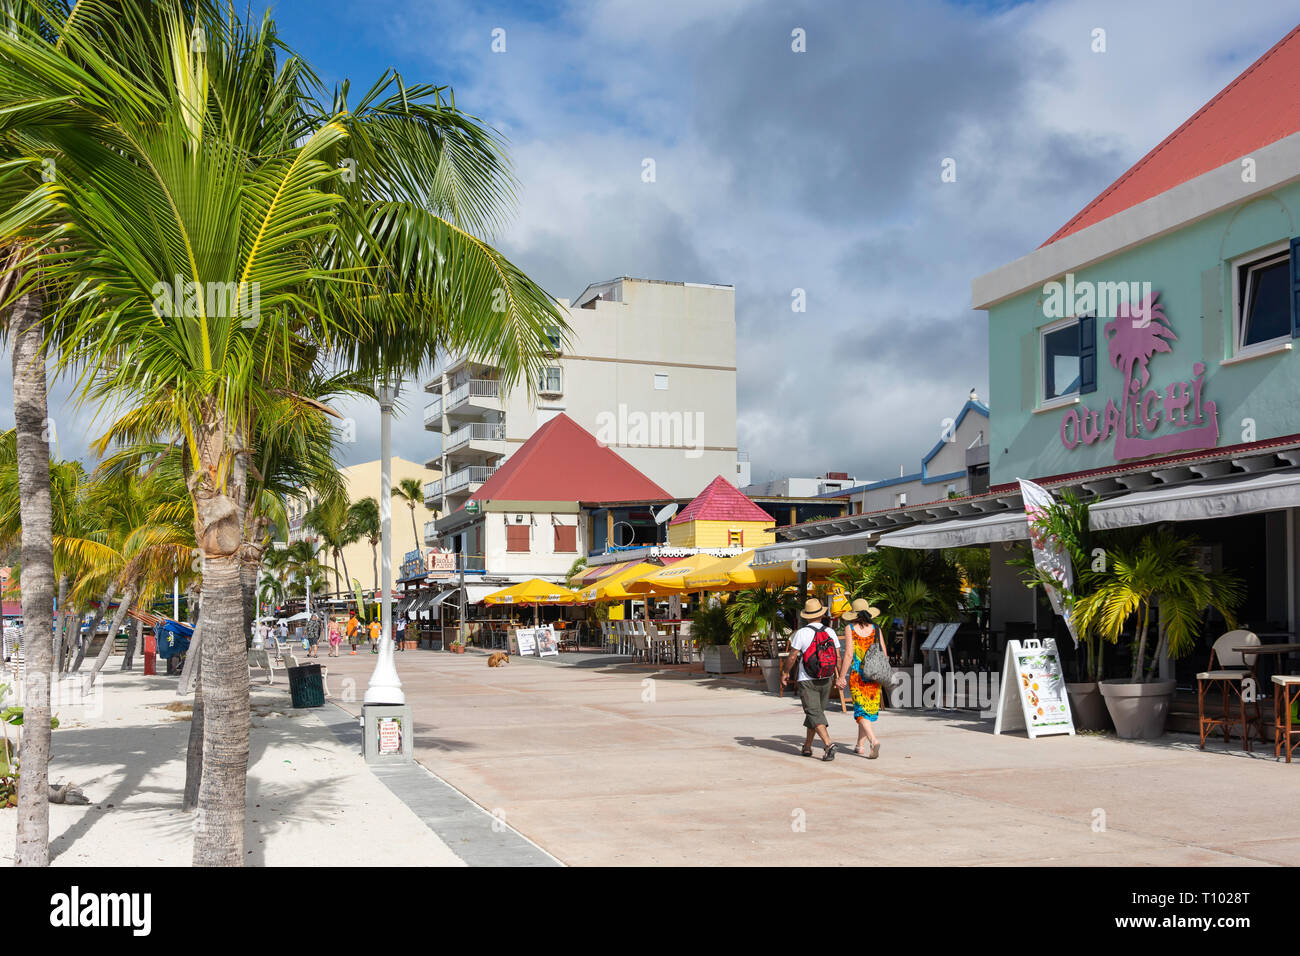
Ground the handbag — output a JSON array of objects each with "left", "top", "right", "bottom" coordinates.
[{"left": 857, "top": 625, "right": 893, "bottom": 684}]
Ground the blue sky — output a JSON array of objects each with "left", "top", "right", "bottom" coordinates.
[{"left": 9, "top": 0, "right": 1300, "bottom": 488}]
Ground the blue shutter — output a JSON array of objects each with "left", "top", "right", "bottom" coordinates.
[
  {"left": 1291, "top": 236, "right": 1300, "bottom": 338},
  {"left": 1078, "top": 313, "right": 1097, "bottom": 394}
]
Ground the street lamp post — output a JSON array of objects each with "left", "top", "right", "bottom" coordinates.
[{"left": 365, "top": 379, "right": 405, "bottom": 705}]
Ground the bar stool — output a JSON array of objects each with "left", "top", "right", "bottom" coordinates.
[
  {"left": 1197, "top": 630, "right": 1260, "bottom": 751},
  {"left": 1272, "top": 675, "right": 1300, "bottom": 762}
]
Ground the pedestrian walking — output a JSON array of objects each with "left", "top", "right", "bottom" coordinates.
[
  {"left": 836, "top": 598, "right": 885, "bottom": 759},
  {"left": 346, "top": 611, "right": 360, "bottom": 655},
  {"left": 368, "top": 617, "right": 381, "bottom": 653},
  {"left": 306, "top": 610, "right": 322, "bottom": 658},
  {"left": 784, "top": 597, "right": 842, "bottom": 760},
  {"left": 328, "top": 619, "right": 342, "bottom": 657}
]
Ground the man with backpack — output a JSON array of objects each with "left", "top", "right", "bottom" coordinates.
[{"left": 785, "top": 597, "right": 842, "bottom": 760}]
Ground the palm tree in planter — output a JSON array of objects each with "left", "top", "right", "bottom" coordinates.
[
  {"left": 727, "top": 586, "right": 800, "bottom": 692},
  {"left": 834, "top": 549, "right": 962, "bottom": 666},
  {"left": 692, "top": 597, "right": 738, "bottom": 674},
  {"left": 1071, "top": 528, "right": 1242, "bottom": 739}
]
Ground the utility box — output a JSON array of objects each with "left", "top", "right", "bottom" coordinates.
[{"left": 362, "top": 703, "right": 414, "bottom": 764}]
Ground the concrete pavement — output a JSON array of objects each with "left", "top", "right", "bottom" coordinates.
[{"left": 326, "top": 647, "right": 1300, "bottom": 866}]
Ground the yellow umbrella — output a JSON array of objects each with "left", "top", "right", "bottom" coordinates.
[
  {"left": 751, "top": 557, "right": 840, "bottom": 588},
  {"left": 581, "top": 562, "right": 663, "bottom": 603},
  {"left": 623, "top": 555, "right": 724, "bottom": 596},
  {"left": 682, "top": 551, "right": 757, "bottom": 592},
  {"left": 482, "top": 578, "right": 577, "bottom": 605}
]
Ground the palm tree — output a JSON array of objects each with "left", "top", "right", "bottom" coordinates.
[
  {"left": 391, "top": 478, "right": 426, "bottom": 558},
  {"left": 726, "top": 586, "right": 799, "bottom": 660},
  {"left": 1072, "top": 529, "right": 1243, "bottom": 681},
  {"left": 304, "top": 490, "right": 358, "bottom": 599},
  {"left": 348, "top": 496, "right": 381, "bottom": 592},
  {"left": 0, "top": 0, "right": 568, "bottom": 866},
  {"left": 833, "top": 549, "right": 963, "bottom": 664}
]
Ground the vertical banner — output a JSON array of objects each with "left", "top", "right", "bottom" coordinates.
[{"left": 1017, "top": 478, "right": 1081, "bottom": 647}]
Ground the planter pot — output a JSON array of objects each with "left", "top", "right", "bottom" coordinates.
[
  {"left": 702, "top": 645, "right": 742, "bottom": 675},
  {"left": 1099, "top": 678, "right": 1177, "bottom": 739},
  {"left": 758, "top": 658, "right": 782, "bottom": 694},
  {"left": 1066, "top": 681, "right": 1111, "bottom": 731}
]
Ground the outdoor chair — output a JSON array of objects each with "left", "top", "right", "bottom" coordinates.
[
  {"left": 630, "top": 623, "right": 649, "bottom": 663},
  {"left": 247, "top": 648, "right": 276, "bottom": 685},
  {"left": 1272, "top": 675, "right": 1300, "bottom": 762},
  {"left": 1197, "top": 629, "right": 1261, "bottom": 751}
]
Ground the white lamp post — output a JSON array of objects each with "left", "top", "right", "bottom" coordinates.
[{"left": 365, "top": 378, "right": 405, "bottom": 705}]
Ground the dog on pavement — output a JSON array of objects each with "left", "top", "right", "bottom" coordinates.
[{"left": 487, "top": 652, "right": 510, "bottom": 667}]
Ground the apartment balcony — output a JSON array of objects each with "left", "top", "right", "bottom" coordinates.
[
  {"left": 444, "top": 378, "right": 501, "bottom": 420},
  {"left": 444, "top": 420, "right": 506, "bottom": 458},
  {"left": 444, "top": 464, "right": 497, "bottom": 495},
  {"left": 423, "top": 520, "right": 439, "bottom": 545},
  {"left": 423, "top": 397, "right": 442, "bottom": 429},
  {"left": 424, "top": 479, "right": 442, "bottom": 507}
]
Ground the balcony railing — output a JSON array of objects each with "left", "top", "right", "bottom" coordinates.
[
  {"left": 423, "top": 520, "right": 439, "bottom": 542},
  {"left": 445, "top": 378, "right": 500, "bottom": 413},
  {"left": 444, "top": 464, "right": 497, "bottom": 494},
  {"left": 423, "top": 398, "right": 442, "bottom": 425},
  {"left": 445, "top": 421, "right": 505, "bottom": 453},
  {"left": 424, "top": 479, "right": 441, "bottom": 500}
]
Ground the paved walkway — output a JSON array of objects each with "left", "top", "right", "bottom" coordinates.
[{"left": 326, "top": 648, "right": 1300, "bottom": 866}]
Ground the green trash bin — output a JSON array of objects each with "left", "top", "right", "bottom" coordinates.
[{"left": 287, "top": 664, "right": 324, "bottom": 708}]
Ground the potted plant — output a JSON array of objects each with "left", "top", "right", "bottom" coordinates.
[
  {"left": 727, "top": 586, "right": 798, "bottom": 693},
  {"left": 1074, "top": 529, "right": 1242, "bottom": 739},
  {"left": 1014, "top": 492, "right": 1115, "bottom": 731},
  {"left": 693, "top": 600, "right": 740, "bottom": 674}
]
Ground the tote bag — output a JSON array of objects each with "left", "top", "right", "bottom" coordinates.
[{"left": 857, "top": 625, "right": 893, "bottom": 685}]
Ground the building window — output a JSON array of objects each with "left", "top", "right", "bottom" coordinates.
[
  {"left": 895, "top": 492, "right": 907, "bottom": 507},
  {"left": 1041, "top": 316, "right": 1080, "bottom": 403},
  {"left": 538, "top": 366, "right": 562, "bottom": 394},
  {"left": 1234, "top": 245, "right": 1291, "bottom": 352},
  {"left": 506, "top": 524, "right": 530, "bottom": 552},
  {"left": 554, "top": 525, "right": 577, "bottom": 552},
  {"left": 654, "top": 372, "right": 668, "bottom": 390},
  {"left": 543, "top": 326, "right": 562, "bottom": 352},
  {"left": 727, "top": 529, "right": 743, "bottom": 547}
]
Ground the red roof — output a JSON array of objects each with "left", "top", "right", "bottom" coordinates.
[
  {"left": 469, "top": 414, "right": 668, "bottom": 504},
  {"left": 1044, "top": 23, "right": 1300, "bottom": 246},
  {"left": 670, "top": 475, "right": 772, "bottom": 525}
]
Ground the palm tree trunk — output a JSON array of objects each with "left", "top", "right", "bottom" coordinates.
[
  {"left": 409, "top": 502, "right": 419, "bottom": 555},
  {"left": 11, "top": 287, "right": 54, "bottom": 867},
  {"left": 84, "top": 584, "right": 136, "bottom": 691},
  {"left": 72, "top": 584, "right": 116, "bottom": 673},
  {"left": 1133, "top": 603, "right": 1151, "bottom": 681},
  {"left": 339, "top": 547, "right": 353, "bottom": 599},
  {"left": 121, "top": 617, "right": 141, "bottom": 670},
  {"left": 180, "top": 592, "right": 204, "bottom": 810},
  {"left": 371, "top": 540, "right": 379, "bottom": 593}
]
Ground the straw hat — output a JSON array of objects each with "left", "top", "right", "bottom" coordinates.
[
  {"left": 799, "top": 597, "right": 827, "bottom": 620},
  {"left": 850, "top": 598, "right": 882, "bottom": 619}
]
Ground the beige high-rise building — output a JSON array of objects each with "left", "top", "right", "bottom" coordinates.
[
  {"left": 421, "top": 277, "right": 746, "bottom": 536},
  {"left": 286, "top": 456, "right": 439, "bottom": 595}
]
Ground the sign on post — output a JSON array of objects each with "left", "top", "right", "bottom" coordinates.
[{"left": 994, "top": 639, "right": 1075, "bottom": 738}]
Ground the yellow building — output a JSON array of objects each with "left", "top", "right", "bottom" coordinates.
[
  {"left": 286, "top": 456, "right": 439, "bottom": 595},
  {"left": 666, "top": 475, "right": 776, "bottom": 549}
]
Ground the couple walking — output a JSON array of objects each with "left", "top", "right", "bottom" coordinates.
[{"left": 784, "top": 596, "right": 885, "bottom": 761}]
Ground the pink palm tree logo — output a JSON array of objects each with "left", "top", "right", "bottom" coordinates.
[{"left": 1103, "top": 290, "right": 1175, "bottom": 394}]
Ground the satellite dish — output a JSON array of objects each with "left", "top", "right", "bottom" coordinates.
[{"left": 653, "top": 503, "right": 678, "bottom": 524}]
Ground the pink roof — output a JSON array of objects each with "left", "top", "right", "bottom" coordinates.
[
  {"left": 670, "top": 475, "right": 772, "bottom": 525},
  {"left": 470, "top": 414, "right": 669, "bottom": 504},
  {"left": 1044, "top": 24, "right": 1300, "bottom": 246}
]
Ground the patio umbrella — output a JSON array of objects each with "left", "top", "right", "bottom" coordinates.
[
  {"left": 683, "top": 551, "right": 841, "bottom": 592},
  {"left": 624, "top": 555, "right": 722, "bottom": 596},
  {"left": 580, "top": 562, "right": 663, "bottom": 603},
  {"left": 483, "top": 578, "right": 577, "bottom": 625}
]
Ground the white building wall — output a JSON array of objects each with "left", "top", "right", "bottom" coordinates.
[{"left": 482, "top": 511, "right": 586, "bottom": 581}]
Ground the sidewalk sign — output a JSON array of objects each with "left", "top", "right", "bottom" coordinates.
[
  {"left": 514, "top": 628, "right": 538, "bottom": 656},
  {"left": 536, "top": 625, "right": 558, "bottom": 658},
  {"left": 994, "top": 638, "right": 1075, "bottom": 738}
]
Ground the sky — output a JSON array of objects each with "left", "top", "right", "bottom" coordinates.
[{"left": 6, "top": 0, "right": 1300, "bottom": 488}]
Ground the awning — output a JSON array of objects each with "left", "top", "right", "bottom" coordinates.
[
  {"left": 874, "top": 511, "right": 1028, "bottom": 549},
  {"left": 754, "top": 530, "right": 877, "bottom": 564},
  {"left": 464, "top": 583, "right": 503, "bottom": 604},
  {"left": 1090, "top": 469, "right": 1300, "bottom": 528}
]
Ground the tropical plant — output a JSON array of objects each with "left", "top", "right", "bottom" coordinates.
[
  {"left": 1072, "top": 529, "right": 1243, "bottom": 682},
  {"left": 0, "top": 0, "right": 568, "bottom": 866},
  {"left": 726, "top": 586, "right": 799, "bottom": 660},
  {"left": 348, "top": 496, "right": 381, "bottom": 592},
  {"left": 391, "top": 477, "right": 426, "bottom": 556},
  {"left": 689, "top": 598, "right": 733, "bottom": 648},
  {"left": 304, "top": 489, "right": 359, "bottom": 598},
  {"left": 832, "top": 549, "right": 962, "bottom": 664}
]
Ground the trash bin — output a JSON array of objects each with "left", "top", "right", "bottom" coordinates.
[{"left": 287, "top": 664, "right": 325, "bottom": 708}]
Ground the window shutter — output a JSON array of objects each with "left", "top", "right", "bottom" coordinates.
[
  {"left": 506, "top": 524, "right": 530, "bottom": 552},
  {"left": 554, "top": 525, "right": 577, "bottom": 552},
  {"left": 1077, "top": 314, "right": 1097, "bottom": 394},
  {"left": 1020, "top": 330, "right": 1037, "bottom": 410},
  {"left": 1291, "top": 237, "right": 1300, "bottom": 338},
  {"left": 1201, "top": 266, "right": 1224, "bottom": 359}
]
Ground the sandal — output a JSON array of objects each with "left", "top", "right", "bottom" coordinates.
[
  {"left": 800, "top": 747, "right": 814, "bottom": 757},
  {"left": 868, "top": 742, "right": 880, "bottom": 760},
  {"left": 822, "top": 743, "right": 837, "bottom": 762}
]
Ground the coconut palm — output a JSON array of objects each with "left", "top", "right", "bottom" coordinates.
[
  {"left": 348, "top": 496, "right": 381, "bottom": 592},
  {"left": 391, "top": 477, "right": 426, "bottom": 557},
  {"left": 1072, "top": 529, "right": 1243, "bottom": 681},
  {"left": 0, "top": 0, "right": 568, "bottom": 866},
  {"left": 304, "top": 490, "right": 358, "bottom": 598}
]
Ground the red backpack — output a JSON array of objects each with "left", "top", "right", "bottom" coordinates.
[{"left": 800, "top": 624, "right": 838, "bottom": 679}]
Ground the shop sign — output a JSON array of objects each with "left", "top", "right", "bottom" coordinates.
[
  {"left": 1059, "top": 292, "right": 1219, "bottom": 461},
  {"left": 426, "top": 549, "right": 456, "bottom": 577}
]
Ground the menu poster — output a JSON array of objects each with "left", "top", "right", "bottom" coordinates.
[
  {"left": 994, "top": 639, "right": 1075, "bottom": 738},
  {"left": 515, "top": 629, "right": 538, "bottom": 656},
  {"left": 536, "top": 625, "right": 559, "bottom": 658}
]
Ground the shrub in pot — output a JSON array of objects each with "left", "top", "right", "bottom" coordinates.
[
  {"left": 1074, "top": 529, "right": 1242, "bottom": 739},
  {"left": 726, "top": 586, "right": 798, "bottom": 692},
  {"left": 692, "top": 600, "right": 740, "bottom": 674}
]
